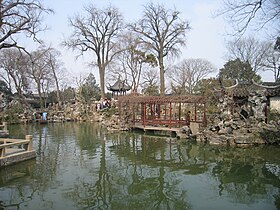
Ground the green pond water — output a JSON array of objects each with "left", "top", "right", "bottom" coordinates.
[{"left": 0, "top": 122, "right": 280, "bottom": 210}]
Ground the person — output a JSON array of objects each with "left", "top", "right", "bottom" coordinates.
[
  {"left": 42, "top": 112, "right": 47, "bottom": 121},
  {"left": 186, "top": 111, "right": 191, "bottom": 125},
  {"left": 33, "top": 112, "right": 37, "bottom": 120}
]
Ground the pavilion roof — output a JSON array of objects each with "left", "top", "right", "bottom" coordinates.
[{"left": 108, "top": 79, "right": 131, "bottom": 92}]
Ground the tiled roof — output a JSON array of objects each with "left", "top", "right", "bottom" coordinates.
[
  {"left": 108, "top": 79, "right": 131, "bottom": 91},
  {"left": 225, "top": 81, "right": 280, "bottom": 97}
]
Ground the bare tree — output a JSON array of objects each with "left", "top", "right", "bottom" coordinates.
[
  {"left": 45, "top": 48, "right": 66, "bottom": 104},
  {"left": 0, "top": 0, "right": 53, "bottom": 50},
  {"left": 226, "top": 37, "right": 272, "bottom": 73},
  {"left": 63, "top": 5, "right": 123, "bottom": 99},
  {"left": 111, "top": 32, "right": 157, "bottom": 93},
  {"left": 218, "top": 0, "right": 280, "bottom": 37},
  {"left": 170, "top": 58, "right": 216, "bottom": 94},
  {"left": 262, "top": 41, "right": 280, "bottom": 82},
  {"left": 26, "top": 46, "right": 53, "bottom": 108},
  {"left": 140, "top": 67, "right": 159, "bottom": 95},
  {"left": 130, "top": 3, "right": 190, "bottom": 96},
  {"left": 0, "top": 48, "right": 29, "bottom": 98}
]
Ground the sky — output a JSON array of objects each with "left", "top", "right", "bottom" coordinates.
[{"left": 30, "top": 0, "right": 273, "bottom": 84}]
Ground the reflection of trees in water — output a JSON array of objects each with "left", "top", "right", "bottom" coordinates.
[
  {"left": 0, "top": 160, "right": 36, "bottom": 209},
  {"left": 64, "top": 133, "right": 192, "bottom": 209},
  {"left": 1, "top": 124, "right": 280, "bottom": 209},
  {"left": 212, "top": 146, "right": 280, "bottom": 205},
  {"left": 0, "top": 123, "right": 74, "bottom": 209}
]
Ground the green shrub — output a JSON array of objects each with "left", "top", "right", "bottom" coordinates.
[
  {"left": 0, "top": 103, "right": 24, "bottom": 124},
  {"left": 268, "top": 109, "right": 280, "bottom": 122}
]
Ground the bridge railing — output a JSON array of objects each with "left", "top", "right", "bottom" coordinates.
[
  {"left": 0, "top": 122, "right": 8, "bottom": 131},
  {"left": 0, "top": 135, "right": 33, "bottom": 158}
]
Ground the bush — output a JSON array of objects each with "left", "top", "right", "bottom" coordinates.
[
  {"left": 268, "top": 109, "right": 280, "bottom": 122},
  {"left": 0, "top": 102, "right": 25, "bottom": 124}
]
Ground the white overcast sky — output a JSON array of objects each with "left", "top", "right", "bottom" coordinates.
[{"left": 30, "top": 0, "right": 273, "bottom": 83}]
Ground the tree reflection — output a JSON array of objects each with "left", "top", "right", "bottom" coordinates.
[
  {"left": 212, "top": 147, "right": 280, "bottom": 205},
  {"left": 1, "top": 124, "right": 280, "bottom": 209},
  {"left": 64, "top": 133, "right": 192, "bottom": 209},
  {"left": 0, "top": 123, "right": 67, "bottom": 209}
]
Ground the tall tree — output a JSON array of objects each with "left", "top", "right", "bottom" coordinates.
[
  {"left": 170, "top": 58, "right": 216, "bottom": 94},
  {"left": 112, "top": 32, "right": 157, "bottom": 93},
  {"left": 26, "top": 46, "right": 52, "bottom": 108},
  {"left": 0, "top": 48, "right": 29, "bottom": 99},
  {"left": 63, "top": 5, "right": 123, "bottom": 99},
  {"left": 219, "top": 58, "right": 261, "bottom": 82},
  {"left": 262, "top": 37, "right": 280, "bottom": 82},
  {"left": 0, "top": 0, "right": 52, "bottom": 50},
  {"left": 219, "top": 0, "right": 280, "bottom": 37},
  {"left": 226, "top": 37, "right": 271, "bottom": 73},
  {"left": 45, "top": 47, "right": 65, "bottom": 104},
  {"left": 130, "top": 3, "right": 190, "bottom": 96}
]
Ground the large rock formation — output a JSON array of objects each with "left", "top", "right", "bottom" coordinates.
[{"left": 197, "top": 87, "right": 280, "bottom": 146}]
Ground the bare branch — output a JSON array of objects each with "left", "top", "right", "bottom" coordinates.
[
  {"left": 129, "top": 2, "right": 190, "bottom": 95},
  {"left": 0, "top": 0, "right": 53, "bottom": 51},
  {"left": 63, "top": 4, "right": 123, "bottom": 98},
  {"left": 217, "top": 0, "right": 280, "bottom": 37}
]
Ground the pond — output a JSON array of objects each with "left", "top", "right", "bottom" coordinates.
[{"left": 0, "top": 122, "right": 280, "bottom": 210}]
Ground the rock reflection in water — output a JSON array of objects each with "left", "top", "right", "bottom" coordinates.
[{"left": 0, "top": 123, "right": 279, "bottom": 210}]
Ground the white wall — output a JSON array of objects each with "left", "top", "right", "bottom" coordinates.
[{"left": 270, "top": 97, "right": 280, "bottom": 112}]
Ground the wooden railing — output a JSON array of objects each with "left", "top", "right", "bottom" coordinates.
[
  {"left": 0, "top": 122, "right": 8, "bottom": 131},
  {"left": 0, "top": 135, "right": 33, "bottom": 158}
]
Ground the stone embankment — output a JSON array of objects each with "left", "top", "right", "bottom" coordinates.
[
  {"left": 196, "top": 90, "right": 280, "bottom": 146},
  {"left": 196, "top": 119, "right": 280, "bottom": 146},
  {"left": 13, "top": 90, "right": 280, "bottom": 146}
]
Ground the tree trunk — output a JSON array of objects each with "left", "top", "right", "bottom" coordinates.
[
  {"left": 51, "top": 66, "right": 61, "bottom": 104},
  {"left": 159, "top": 53, "right": 165, "bottom": 96},
  {"left": 99, "top": 65, "right": 105, "bottom": 99}
]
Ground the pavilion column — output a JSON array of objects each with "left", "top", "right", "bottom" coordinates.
[
  {"left": 178, "top": 103, "right": 181, "bottom": 123},
  {"left": 143, "top": 102, "right": 146, "bottom": 128},
  {"left": 194, "top": 102, "right": 197, "bottom": 122},
  {"left": 169, "top": 102, "right": 172, "bottom": 128},
  {"left": 164, "top": 105, "right": 167, "bottom": 120}
]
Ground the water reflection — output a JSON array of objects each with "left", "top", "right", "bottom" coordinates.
[{"left": 0, "top": 123, "right": 279, "bottom": 210}]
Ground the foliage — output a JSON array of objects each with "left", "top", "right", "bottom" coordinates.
[
  {"left": 0, "top": 80, "right": 12, "bottom": 98},
  {"left": 101, "top": 107, "right": 118, "bottom": 117},
  {"left": 141, "top": 84, "right": 159, "bottom": 96},
  {"left": 47, "top": 91, "right": 59, "bottom": 104},
  {"left": 80, "top": 73, "right": 101, "bottom": 103},
  {"left": 0, "top": 102, "right": 24, "bottom": 124},
  {"left": 194, "top": 78, "right": 237, "bottom": 115},
  {"left": 268, "top": 110, "right": 280, "bottom": 122},
  {"left": 130, "top": 2, "right": 190, "bottom": 96},
  {"left": 194, "top": 78, "right": 221, "bottom": 114},
  {"left": 219, "top": 58, "right": 261, "bottom": 82},
  {"left": 61, "top": 87, "right": 76, "bottom": 103},
  {"left": 226, "top": 37, "right": 280, "bottom": 82}
]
